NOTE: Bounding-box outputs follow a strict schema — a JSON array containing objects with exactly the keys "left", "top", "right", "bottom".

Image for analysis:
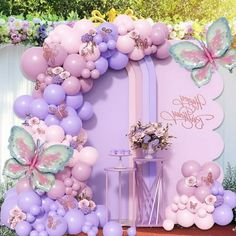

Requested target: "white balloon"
[
  {"left": 165, "top": 205, "right": 177, "bottom": 224},
  {"left": 78, "top": 146, "right": 99, "bottom": 166},
  {"left": 194, "top": 213, "right": 214, "bottom": 230},
  {"left": 163, "top": 219, "right": 174, "bottom": 231},
  {"left": 176, "top": 209, "right": 194, "bottom": 228}
]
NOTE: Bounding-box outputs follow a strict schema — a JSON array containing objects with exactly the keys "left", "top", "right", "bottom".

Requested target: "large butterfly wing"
[
  {"left": 3, "top": 158, "right": 28, "bottom": 179},
  {"left": 191, "top": 63, "right": 213, "bottom": 87},
  {"left": 216, "top": 48, "right": 236, "bottom": 72},
  {"left": 169, "top": 41, "right": 208, "bottom": 70},
  {"left": 8, "top": 126, "right": 36, "bottom": 165},
  {"left": 32, "top": 169, "right": 55, "bottom": 192},
  {"left": 36, "top": 145, "right": 73, "bottom": 174},
  {"left": 206, "top": 17, "right": 232, "bottom": 58}
]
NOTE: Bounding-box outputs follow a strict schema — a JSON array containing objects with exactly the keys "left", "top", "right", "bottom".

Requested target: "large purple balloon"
[
  {"left": 60, "top": 115, "right": 82, "bottom": 136},
  {"left": 103, "top": 221, "right": 123, "bottom": 236},
  {"left": 21, "top": 47, "right": 48, "bottom": 81},
  {"left": 67, "top": 107, "right": 78, "bottom": 116},
  {"left": 95, "top": 57, "right": 109, "bottom": 75},
  {"left": 64, "top": 209, "right": 85, "bottom": 234},
  {"left": 108, "top": 51, "right": 129, "bottom": 70},
  {"left": 29, "top": 98, "right": 48, "bottom": 119},
  {"left": 78, "top": 102, "right": 94, "bottom": 121},
  {"left": 85, "top": 212, "right": 99, "bottom": 227},
  {"left": 17, "top": 190, "right": 41, "bottom": 213},
  {"left": 5, "top": 187, "right": 17, "bottom": 198},
  {"left": 213, "top": 203, "right": 233, "bottom": 225},
  {"left": 15, "top": 221, "right": 32, "bottom": 236},
  {"left": 13, "top": 95, "right": 33, "bottom": 119},
  {"left": 223, "top": 190, "right": 236, "bottom": 208},
  {"left": 66, "top": 93, "right": 83, "bottom": 109},
  {"left": 45, "top": 114, "right": 60, "bottom": 126},
  {"left": 176, "top": 178, "right": 195, "bottom": 197},
  {"left": 94, "top": 205, "right": 106, "bottom": 228},
  {"left": 46, "top": 215, "right": 67, "bottom": 236},
  {"left": 97, "top": 22, "right": 118, "bottom": 41},
  {"left": 42, "top": 196, "right": 55, "bottom": 212},
  {"left": 43, "top": 84, "right": 65, "bottom": 105}
]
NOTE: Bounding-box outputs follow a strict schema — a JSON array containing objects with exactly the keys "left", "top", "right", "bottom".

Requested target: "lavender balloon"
[
  {"left": 223, "top": 190, "right": 236, "bottom": 208},
  {"left": 108, "top": 51, "right": 129, "bottom": 70},
  {"left": 95, "top": 57, "right": 109, "bottom": 75},
  {"left": 97, "top": 22, "right": 118, "bottom": 42},
  {"left": 15, "top": 221, "right": 32, "bottom": 236},
  {"left": 29, "top": 98, "right": 48, "bottom": 119},
  {"left": 213, "top": 203, "right": 233, "bottom": 225},
  {"left": 103, "top": 221, "right": 123, "bottom": 236},
  {"left": 43, "top": 84, "right": 65, "bottom": 105},
  {"left": 60, "top": 115, "right": 82, "bottom": 136},
  {"left": 13, "top": 95, "right": 33, "bottom": 119},
  {"left": 94, "top": 205, "right": 106, "bottom": 228},
  {"left": 78, "top": 102, "right": 94, "bottom": 121},
  {"left": 85, "top": 212, "right": 99, "bottom": 227},
  {"left": 66, "top": 93, "right": 83, "bottom": 109},
  {"left": 46, "top": 215, "right": 67, "bottom": 236},
  {"left": 67, "top": 107, "right": 78, "bottom": 116},
  {"left": 45, "top": 114, "right": 60, "bottom": 126},
  {"left": 64, "top": 209, "right": 85, "bottom": 234}
]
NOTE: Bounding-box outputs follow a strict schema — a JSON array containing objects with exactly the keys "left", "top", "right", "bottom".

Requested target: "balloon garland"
[{"left": 163, "top": 160, "right": 236, "bottom": 231}]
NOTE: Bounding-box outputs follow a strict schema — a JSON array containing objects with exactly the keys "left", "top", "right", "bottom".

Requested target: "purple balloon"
[
  {"left": 93, "top": 34, "right": 103, "bottom": 44},
  {"left": 127, "top": 226, "right": 137, "bottom": 236},
  {"left": 45, "top": 114, "right": 60, "bottom": 126},
  {"left": 95, "top": 57, "right": 108, "bottom": 75},
  {"left": 64, "top": 209, "right": 85, "bottom": 234},
  {"left": 29, "top": 98, "right": 48, "bottom": 119},
  {"left": 15, "top": 221, "right": 32, "bottom": 236},
  {"left": 223, "top": 190, "right": 236, "bottom": 208},
  {"left": 94, "top": 205, "right": 106, "bottom": 228},
  {"left": 42, "top": 196, "right": 55, "bottom": 212},
  {"left": 85, "top": 212, "right": 99, "bottom": 227},
  {"left": 60, "top": 115, "right": 82, "bottom": 136},
  {"left": 99, "top": 42, "right": 108, "bottom": 52},
  {"left": 5, "top": 187, "right": 17, "bottom": 198},
  {"left": 97, "top": 22, "right": 118, "bottom": 41},
  {"left": 32, "top": 212, "right": 48, "bottom": 228},
  {"left": 108, "top": 51, "right": 129, "bottom": 70},
  {"left": 103, "top": 221, "right": 123, "bottom": 236},
  {"left": 78, "top": 102, "right": 94, "bottom": 121},
  {"left": 43, "top": 84, "right": 65, "bottom": 105},
  {"left": 46, "top": 215, "right": 67, "bottom": 236},
  {"left": 0, "top": 195, "right": 18, "bottom": 227},
  {"left": 17, "top": 190, "right": 41, "bottom": 213},
  {"left": 107, "top": 40, "right": 116, "bottom": 50},
  {"left": 26, "top": 213, "right": 36, "bottom": 223},
  {"left": 214, "top": 195, "right": 224, "bottom": 208},
  {"left": 67, "top": 106, "right": 78, "bottom": 116},
  {"left": 102, "top": 49, "right": 116, "bottom": 58},
  {"left": 13, "top": 95, "right": 33, "bottom": 119},
  {"left": 66, "top": 93, "right": 83, "bottom": 109},
  {"left": 213, "top": 203, "right": 233, "bottom": 226}
]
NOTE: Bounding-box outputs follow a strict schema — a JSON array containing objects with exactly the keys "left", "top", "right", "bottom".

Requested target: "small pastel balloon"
[
  {"left": 201, "top": 162, "right": 221, "bottom": 180},
  {"left": 45, "top": 114, "right": 60, "bottom": 126},
  {"left": 15, "top": 221, "right": 32, "bottom": 236},
  {"left": 103, "top": 221, "right": 123, "bottom": 236},
  {"left": 43, "top": 84, "right": 65, "bottom": 105},
  {"left": 94, "top": 205, "right": 106, "bottom": 227},
  {"left": 165, "top": 205, "right": 177, "bottom": 224},
  {"left": 61, "top": 30, "right": 81, "bottom": 54},
  {"left": 66, "top": 187, "right": 73, "bottom": 195},
  {"left": 85, "top": 212, "right": 100, "bottom": 227},
  {"left": 194, "top": 213, "right": 214, "bottom": 230},
  {"left": 194, "top": 186, "right": 211, "bottom": 203},
  {"left": 173, "top": 195, "right": 180, "bottom": 204},
  {"left": 55, "top": 167, "right": 71, "bottom": 181},
  {"left": 62, "top": 76, "right": 81, "bottom": 95},
  {"left": 93, "top": 34, "right": 103, "bottom": 44},
  {"left": 197, "top": 208, "right": 207, "bottom": 218},
  {"left": 181, "top": 160, "right": 201, "bottom": 177},
  {"left": 29, "top": 98, "right": 48, "bottom": 119},
  {"left": 64, "top": 178, "right": 73, "bottom": 187},
  {"left": 107, "top": 40, "right": 116, "bottom": 50},
  {"left": 80, "top": 79, "right": 93, "bottom": 93},
  {"left": 72, "top": 161, "right": 92, "bottom": 182},
  {"left": 42, "top": 196, "right": 54, "bottom": 212},
  {"left": 102, "top": 49, "right": 116, "bottom": 59},
  {"left": 171, "top": 203, "right": 178, "bottom": 212},
  {"left": 151, "top": 45, "right": 157, "bottom": 54},
  {"left": 60, "top": 115, "right": 82, "bottom": 136},
  {"left": 78, "top": 102, "right": 94, "bottom": 121},
  {"left": 18, "top": 190, "right": 41, "bottom": 212},
  {"left": 144, "top": 46, "right": 152, "bottom": 55},
  {"left": 66, "top": 149, "right": 80, "bottom": 168},
  {"left": 223, "top": 190, "right": 236, "bottom": 208},
  {"left": 16, "top": 177, "right": 32, "bottom": 194},
  {"left": 45, "top": 76, "right": 52, "bottom": 85},
  {"left": 127, "top": 226, "right": 137, "bottom": 236},
  {"left": 155, "top": 40, "right": 171, "bottom": 59},
  {"left": 180, "top": 195, "right": 189, "bottom": 204},
  {"left": 86, "top": 61, "right": 96, "bottom": 70},
  {"left": 178, "top": 202, "right": 186, "bottom": 210},
  {"left": 82, "top": 44, "right": 101, "bottom": 61},
  {"left": 30, "top": 205, "right": 41, "bottom": 216},
  {"left": 27, "top": 213, "right": 36, "bottom": 223},
  {"left": 116, "top": 35, "right": 135, "bottom": 54},
  {"left": 99, "top": 42, "right": 108, "bottom": 52},
  {"left": 134, "top": 19, "right": 152, "bottom": 38},
  {"left": 81, "top": 68, "right": 91, "bottom": 79},
  {"left": 47, "top": 180, "right": 65, "bottom": 200},
  {"left": 114, "top": 15, "right": 134, "bottom": 31},
  {"left": 14, "top": 95, "right": 33, "bottom": 119},
  {"left": 32, "top": 89, "right": 43, "bottom": 99},
  {"left": 95, "top": 57, "right": 108, "bottom": 75},
  {"left": 91, "top": 69, "right": 100, "bottom": 79},
  {"left": 129, "top": 47, "right": 145, "bottom": 61},
  {"left": 117, "top": 25, "right": 127, "bottom": 35},
  {"left": 64, "top": 209, "right": 85, "bottom": 234},
  {"left": 54, "top": 24, "right": 72, "bottom": 37},
  {"left": 78, "top": 146, "right": 99, "bottom": 166},
  {"left": 176, "top": 178, "right": 195, "bottom": 197},
  {"left": 163, "top": 219, "right": 174, "bottom": 231},
  {"left": 66, "top": 93, "right": 83, "bottom": 110},
  {"left": 63, "top": 54, "right": 86, "bottom": 77},
  {"left": 176, "top": 209, "right": 194, "bottom": 228},
  {"left": 21, "top": 47, "right": 48, "bottom": 81},
  {"left": 73, "top": 19, "right": 95, "bottom": 35},
  {"left": 46, "top": 215, "right": 67, "bottom": 236},
  {"left": 45, "top": 125, "right": 65, "bottom": 142},
  {"left": 150, "top": 29, "right": 166, "bottom": 45},
  {"left": 152, "top": 22, "right": 169, "bottom": 38},
  {"left": 206, "top": 204, "right": 214, "bottom": 213},
  {"left": 213, "top": 203, "right": 234, "bottom": 226},
  {"left": 109, "top": 51, "right": 129, "bottom": 70}
]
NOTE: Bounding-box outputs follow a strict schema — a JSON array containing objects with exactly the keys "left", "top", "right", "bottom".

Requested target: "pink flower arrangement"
[{"left": 8, "top": 207, "right": 26, "bottom": 229}]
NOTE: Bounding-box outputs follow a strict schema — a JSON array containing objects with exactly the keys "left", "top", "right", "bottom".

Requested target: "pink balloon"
[
  {"left": 201, "top": 162, "right": 221, "bottom": 180},
  {"left": 54, "top": 25, "right": 72, "bottom": 37},
  {"left": 152, "top": 22, "right": 169, "bottom": 38},
  {"left": 45, "top": 125, "right": 65, "bottom": 142},
  {"left": 144, "top": 46, "right": 152, "bottom": 55},
  {"left": 114, "top": 15, "right": 134, "bottom": 31},
  {"left": 81, "top": 69, "right": 91, "bottom": 79},
  {"left": 155, "top": 40, "right": 171, "bottom": 59},
  {"left": 176, "top": 209, "right": 194, "bottom": 227},
  {"left": 43, "top": 43, "right": 68, "bottom": 67},
  {"left": 181, "top": 160, "right": 201, "bottom": 177},
  {"left": 165, "top": 205, "right": 177, "bottom": 224},
  {"left": 91, "top": 69, "right": 100, "bottom": 79},
  {"left": 16, "top": 178, "right": 32, "bottom": 194},
  {"left": 66, "top": 150, "right": 80, "bottom": 168},
  {"left": 197, "top": 208, "right": 207, "bottom": 218},
  {"left": 56, "top": 167, "right": 71, "bottom": 181},
  {"left": 77, "top": 146, "right": 99, "bottom": 166},
  {"left": 47, "top": 180, "right": 65, "bottom": 200},
  {"left": 151, "top": 29, "right": 166, "bottom": 45},
  {"left": 71, "top": 162, "right": 92, "bottom": 182},
  {"left": 62, "top": 76, "right": 81, "bottom": 95},
  {"left": 80, "top": 43, "right": 101, "bottom": 62},
  {"left": 73, "top": 20, "right": 95, "bottom": 36},
  {"left": 21, "top": 47, "right": 48, "bottom": 81},
  {"left": 134, "top": 19, "right": 152, "bottom": 38},
  {"left": 80, "top": 79, "right": 93, "bottom": 93},
  {"left": 32, "top": 88, "right": 43, "bottom": 98},
  {"left": 86, "top": 61, "right": 95, "bottom": 70},
  {"left": 45, "top": 76, "right": 53, "bottom": 85},
  {"left": 176, "top": 178, "right": 195, "bottom": 197},
  {"left": 63, "top": 54, "right": 86, "bottom": 77},
  {"left": 116, "top": 35, "right": 135, "bottom": 54},
  {"left": 117, "top": 25, "right": 128, "bottom": 35},
  {"left": 194, "top": 213, "right": 214, "bottom": 230},
  {"left": 194, "top": 186, "right": 211, "bottom": 202},
  {"left": 129, "top": 47, "right": 145, "bottom": 61},
  {"left": 61, "top": 31, "right": 81, "bottom": 54}
]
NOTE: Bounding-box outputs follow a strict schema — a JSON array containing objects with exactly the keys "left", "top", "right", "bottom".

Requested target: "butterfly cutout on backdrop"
[
  {"left": 3, "top": 126, "right": 73, "bottom": 191},
  {"left": 169, "top": 17, "right": 236, "bottom": 87}
]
